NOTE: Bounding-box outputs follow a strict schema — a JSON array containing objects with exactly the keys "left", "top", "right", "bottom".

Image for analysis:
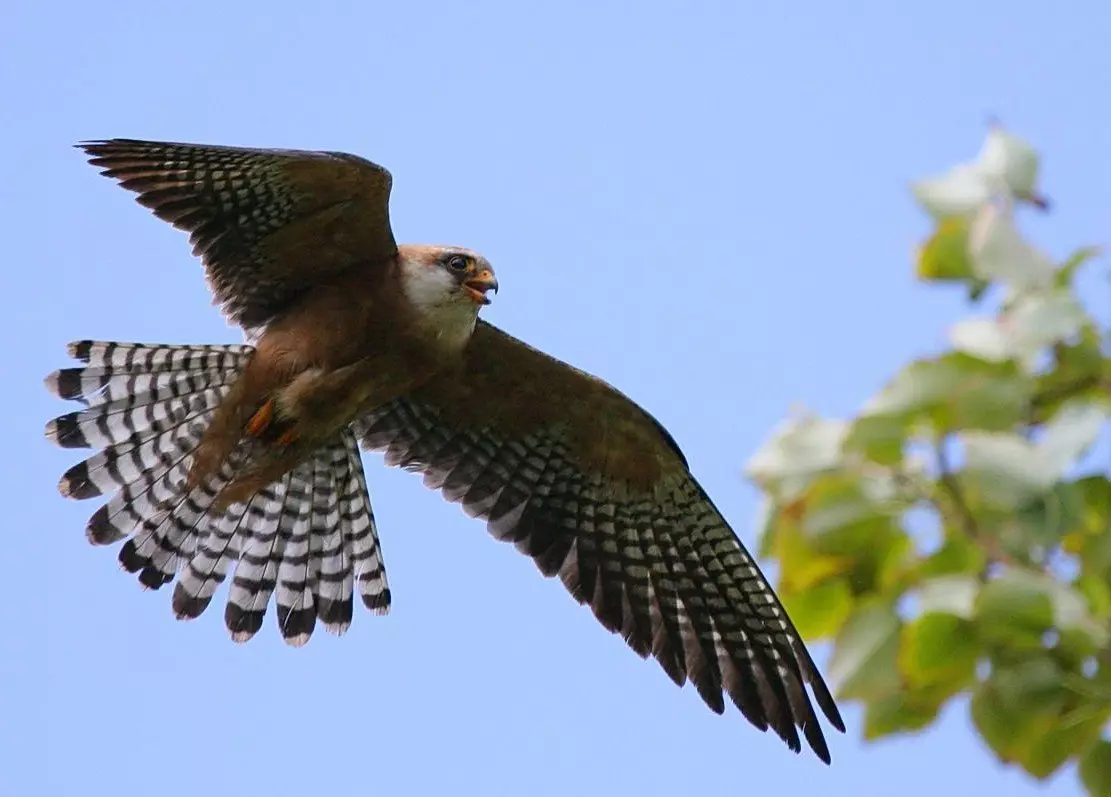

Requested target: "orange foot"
[
  {"left": 275, "top": 427, "right": 299, "bottom": 447},
  {"left": 245, "top": 400, "right": 274, "bottom": 437}
]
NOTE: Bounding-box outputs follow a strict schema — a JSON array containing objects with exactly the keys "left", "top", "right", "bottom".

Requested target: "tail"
[{"left": 45, "top": 340, "right": 391, "bottom": 645}]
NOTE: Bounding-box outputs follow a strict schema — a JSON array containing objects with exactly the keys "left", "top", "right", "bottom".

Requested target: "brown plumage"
[{"left": 46, "top": 138, "right": 845, "bottom": 762}]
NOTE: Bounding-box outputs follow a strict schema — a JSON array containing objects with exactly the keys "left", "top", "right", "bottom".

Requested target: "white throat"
[{"left": 400, "top": 263, "right": 480, "bottom": 349}]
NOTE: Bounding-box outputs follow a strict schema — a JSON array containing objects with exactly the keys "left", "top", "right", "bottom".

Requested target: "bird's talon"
[{"left": 275, "top": 428, "right": 299, "bottom": 447}]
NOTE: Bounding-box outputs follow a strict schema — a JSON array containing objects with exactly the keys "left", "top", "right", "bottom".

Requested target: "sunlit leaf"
[
  {"left": 910, "top": 163, "right": 994, "bottom": 219},
  {"left": 971, "top": 657, "right": 1067, "bottom": 768},
  {"left": 917, "top": 575, "right": 979, "bottom": 619},
  {"left": 968, "top": 202, "right": 1055, "bottom": 292},
  {"left": 1039, "top": 399, "right": 1111, "bottom": 475},
  {"left": 917, "top": 216, "right": 975, "bottom": 282},
  {"left": 919, "top": 536, "right": 987, "bottom": 579},
  {"left": 976, "top": 570, "right": 1054, "bottom": 649},
  {"left": 1056, "top": 245, "right": 1103, "bottom": 289},
  {"left": 976, "top": 126, "right": 1040, "bottom": 199},
  {"left": 745, "top": 414, "right": 848, "bottom": 500},
  {"left": 949, "top": 317, "right": 1011, "bottom": 362},
  {"left": 899, "top": 612, "right": 980, "bottom": 690},
  {"left": 828, "top": 601, "right": 902, "bottom": 701},
  {"left": 959, "top": 431, "right": 1057, "bottom": 510},
  {"left": 863, "top": 691, "right": 943, "bottom": 740},
  {"left": 782, "top": 577, "right": 854, "bottom": 640},
  {"left": 862, "top": 352, "right": 1033, "bottom": 433},
  {"left": 1004, "top": 290, "right": 1092, "bottom": 372},
  {"left": 1080, "top": 740, "right": 1111, "bottom": 796}
]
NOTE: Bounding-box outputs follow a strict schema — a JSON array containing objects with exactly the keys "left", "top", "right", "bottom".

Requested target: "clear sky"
[{"left": 4, "top": 2, "right": 1108, "bottom": 795}]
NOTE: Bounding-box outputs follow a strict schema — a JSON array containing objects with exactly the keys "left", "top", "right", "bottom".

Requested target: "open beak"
[{"left": 463, "top": 269, "right": 499, "bottom": 305}]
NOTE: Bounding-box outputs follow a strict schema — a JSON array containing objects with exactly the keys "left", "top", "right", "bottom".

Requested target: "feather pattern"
[
  {"left": 45, "top": 340, "right": 390, "bottom": 644},
  {"left": 357, "top": 396, "right": 845, "bottom": 763},
  {"left": 79, "top": 139, "right": 397, "bottom": 327}
]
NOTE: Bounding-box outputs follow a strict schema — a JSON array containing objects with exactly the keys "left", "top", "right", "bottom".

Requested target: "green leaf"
[
  {"left": 1040, "top": 399, "right": 1111, "bottom": 474},
  {"left": 971, "top": 657, "right": 1067, "bottom": 768},
  {"left": 899, "top": 612, "right": 980, "bottom": 690},
  {"left": 976, "top": 570, "right": 1054, "bottom": 649},
  {"left": 781, "top": 577, "right": 854, "bottom": 640},
  {"left": 917, "top": 216, "right": 976, "bottom": 282},
  {"left": 745, "top": 414, "right": 848, "bottom": 500},
  {"left": 1056, "top": 245, "right": 1103, "bottom": 289},
  {"left": 843, "top": 414, "right": 907, "bottom": 465},
  {"left": 959, "top": 431, "right": 1057, "bottom": 510},
  {"left": 863, "top": 691, "right": 943, "bottom": 740},
  {"left": 919, "top": 536, "right": 987, "bottom": 578},
  {"left": 827, "top": 601, "right": 902, "bottom": 701},
  {"left": 917, "top": 575, "right": 979, "bottom": 619},
  {"left": 770, "top": 520, "right": 854, "bottom": 593},
  {"left": 796, "top": 472, "right": 903, "bottom": 557},
  {"left": 1032, "top": 326, "right": 1107, "bottom": 422},
  {"left": 977, "top": 569, "right": 1108, "bottom": 652},
  {"left": 862, "top": 353, "right": 1033, "bottom": 433},
  {"left": 1080, "top": 740, "right": 1111, "bottom": 796},
  {"left": 1022, "top": 711, "right": 1104, "bottom": 779},
  {"left": 1075, "top": 573, "right": 1111, "bottom": 621}
]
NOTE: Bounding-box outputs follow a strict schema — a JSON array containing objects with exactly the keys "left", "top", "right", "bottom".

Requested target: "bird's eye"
[{"left": 446, "top": 254, "right": 469, "bottom": 272}]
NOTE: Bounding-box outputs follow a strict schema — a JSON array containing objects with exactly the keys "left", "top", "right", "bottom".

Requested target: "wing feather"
[
  {"left": 358, "top": 321, "right": 845, "bottom": 762},
  {"left": 78, "top": 138, "right": 397, "bottom": 327}
]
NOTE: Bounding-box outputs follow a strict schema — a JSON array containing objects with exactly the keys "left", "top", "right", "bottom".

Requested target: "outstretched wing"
[
  {"left": 80, "top": 138, "right": 397, "bottom": 328},
  {"left": 355, "top": 320, "right": 846, "bottom": 762}
]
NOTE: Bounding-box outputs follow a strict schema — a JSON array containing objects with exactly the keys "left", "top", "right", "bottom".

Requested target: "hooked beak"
[{"left": 463, "top": 269, "right": 499, "bottom": 305}]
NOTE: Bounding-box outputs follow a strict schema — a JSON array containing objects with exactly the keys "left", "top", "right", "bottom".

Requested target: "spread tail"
[{"left": 45, "top": 340, "right": 391, "bottom": 645}]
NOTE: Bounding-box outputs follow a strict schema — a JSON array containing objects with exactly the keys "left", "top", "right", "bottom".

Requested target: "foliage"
[{"left": 746, "top": 127, "right": 1111, "bottom": 793}]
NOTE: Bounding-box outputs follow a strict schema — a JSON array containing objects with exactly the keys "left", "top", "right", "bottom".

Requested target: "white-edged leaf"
[
  {"left": 976, "top": 127, "right": 1040, "bottom": 198},
  {"left": 968, "top": 203, "right": 1055, "bottom": 293},
  {"left": 744, "top": 413, "right": 848, "bottom": 499},
  {"left": 911, "top": 163, "right": 993, "bottom": 219}
]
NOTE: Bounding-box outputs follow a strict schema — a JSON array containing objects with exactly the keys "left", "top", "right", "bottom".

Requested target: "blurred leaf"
[
  {"left": 911, "top": 163, "right": 993, "bottom": 219},
  {"left": 1080, "top": 740, "right": 1111, "bottom": 796},
  {"left": 1056, "top": 245, "right": 1103, "bottom": 289},
  {"left": 968, "top": 202, "right": 1055, "bottom": 293},
  {"left": 782, "top": 577, "right": 854, "bottom": 640},
  {"left": 862, "top": 353, "right": 1032, "bottom": 433},
  {"left": 971, "top": 657, "right": 1067, "bottom": 769},
  {"left": 1022, "top": 711, "right": 1105, "bottom": 780},
  {"left": 1004, "top": 291, "right": 1094, "bottom": 373},
  {"left": 863, "top": 690, "right": 943, "bottom": 740},
  {"left": 1074, "top": 574, "right": 1111, "bottom": 620},
  {"left": 917, "top": 575, "right": 979, "bottom": 619},
  {"left": 745, "top": 415, "right": 848, "bottom": 500},
  {"left": 843, "top": 414, "right": 908, "bottom": 465},
  {"left": 976, "top": 570, "right": 1054, "bottom": 649},
  {"left": 1032, "top": 326, "right": 1107, "bottom": 421},
  {"left": 919, "top": 536, "right": 987, "bottom": 578},
  {"left": 899, "top": 612, "right": 980, "bottom": 690},
  {"left": 771, "top": 520, "right": 853, "bottom": 593},
  {"left": 828, "top": 601, "right": 902, "bottom": 701},
  {"left": 917, "top": 216, "right": 975, "bottom": 283},
  {"left": 1039, "top": 399, "right": 1111, "bottom": 474},
  {"left": 960, "top": 432, "right": 1056, "bottom": 510},
  {"left": 977, "top": 568, "right": 1108, "bottom": 652},
  {"left": 976, "top": 126, "right": 1040, "bottom": 199},
  {"left": 950, "top": 317, "right": 1011, "bottom": 362}
]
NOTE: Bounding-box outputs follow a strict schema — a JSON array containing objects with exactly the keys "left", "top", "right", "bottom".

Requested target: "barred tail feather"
[{"left": 45, "top": 340, "right": 391, "bottom": 645}]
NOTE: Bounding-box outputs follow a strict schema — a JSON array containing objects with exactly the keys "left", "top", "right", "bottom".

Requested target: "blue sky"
[{"left": 5, "top": 2, "right": 1108, "bottom": 795}]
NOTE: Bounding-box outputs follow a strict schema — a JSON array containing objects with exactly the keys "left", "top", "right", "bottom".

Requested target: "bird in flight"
[{"left": 46, "top": 139, "right": 845, "bottom": 761}]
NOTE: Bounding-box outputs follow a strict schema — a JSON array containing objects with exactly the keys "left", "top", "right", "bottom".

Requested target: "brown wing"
[
  {"left": 355, "top": 320, "right": 846, "bottom": 762},
  {"left": 80, "top": 138, "right": 397, "bottom": 328}
]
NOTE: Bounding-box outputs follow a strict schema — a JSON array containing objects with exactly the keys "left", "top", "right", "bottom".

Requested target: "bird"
[{"left": 46, "top": 138, "right": 845, "bottom": 762}]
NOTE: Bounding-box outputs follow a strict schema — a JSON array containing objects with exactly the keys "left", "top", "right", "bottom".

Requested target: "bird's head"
[{"left": 398, "top": 245, "right": 499, "bottom": 315}]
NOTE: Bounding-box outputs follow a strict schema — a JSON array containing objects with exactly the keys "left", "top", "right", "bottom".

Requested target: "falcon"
[{"left": 46, "top": 139, "right": 845, "bottom": 761}]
